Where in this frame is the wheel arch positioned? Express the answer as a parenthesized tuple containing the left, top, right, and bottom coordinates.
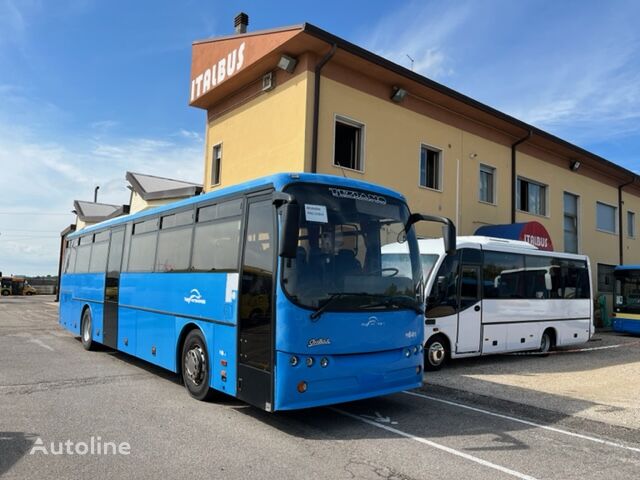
(426, 331, 452, 357)
(542, 327, 557, 348)
(176, 323, 207, 375)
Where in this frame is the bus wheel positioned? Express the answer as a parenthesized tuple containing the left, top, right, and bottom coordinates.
(181, 330, 213, 401)
(539, 331, 552, 355)
(424, 336, 448, 371)
(1, 290, 9, 296)
(81, 309, 95, 351)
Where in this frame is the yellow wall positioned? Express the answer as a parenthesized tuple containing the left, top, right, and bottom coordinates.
(315, 77, 640, 285)
(203, 71, 313, 191)
(129, 191, 182, 214)
(202, 70, 640, 296)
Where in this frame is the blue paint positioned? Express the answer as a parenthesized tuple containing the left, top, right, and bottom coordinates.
(612, 317, 640, 335)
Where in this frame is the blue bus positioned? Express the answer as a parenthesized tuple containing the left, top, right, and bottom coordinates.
(59, 173, 455, 411)
(613, 265, 640, 334)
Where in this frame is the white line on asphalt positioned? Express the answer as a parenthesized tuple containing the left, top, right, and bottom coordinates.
(29, 338, 55, 351)
(403, 391, 640, 454)
(332, 407, 539, 480)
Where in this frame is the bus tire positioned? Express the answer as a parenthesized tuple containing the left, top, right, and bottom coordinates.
(181, 329, 213, 401)
(81, 308, 95, 351)
(539, 331, 552, 355)
(424, 335, 448, 371)
(1, 290, 9, 296)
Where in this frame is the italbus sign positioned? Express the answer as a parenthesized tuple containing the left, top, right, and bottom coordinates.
(475, 221, 554, 251)
(190, 42, 246, 102)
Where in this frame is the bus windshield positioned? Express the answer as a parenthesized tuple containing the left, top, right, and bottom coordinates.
(615, 269, 640, 313)
(281, 183, 422, 313)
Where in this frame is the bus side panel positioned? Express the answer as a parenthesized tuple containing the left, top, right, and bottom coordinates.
(136, 309, 176, 370)
(209, 324, 238, 396)
(61, 273, 105, 337)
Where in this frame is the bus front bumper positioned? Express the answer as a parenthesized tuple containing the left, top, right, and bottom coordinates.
(273, 346, 423, 411)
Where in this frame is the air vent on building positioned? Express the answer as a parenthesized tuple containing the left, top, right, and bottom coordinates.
(262, 72, 275, 92)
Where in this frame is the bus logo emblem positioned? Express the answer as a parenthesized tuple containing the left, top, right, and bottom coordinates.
(184, 289, 207, 305)
(307, 338, 331, 348)
(361, 317, 384, 327)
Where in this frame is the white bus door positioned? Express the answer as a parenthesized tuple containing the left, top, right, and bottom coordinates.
(456, 265, 482, 353)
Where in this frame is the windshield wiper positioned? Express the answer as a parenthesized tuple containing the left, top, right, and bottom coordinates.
(309, 292, 370, 320)
(359, 295, 423, 314)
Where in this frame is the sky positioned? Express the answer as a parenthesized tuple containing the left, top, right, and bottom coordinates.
(1, 0, 639, 275)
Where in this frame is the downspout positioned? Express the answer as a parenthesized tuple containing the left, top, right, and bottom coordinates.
(511, 130, 533, 223)
(618, 175, 635, 265)
(310, 44, 337, 173)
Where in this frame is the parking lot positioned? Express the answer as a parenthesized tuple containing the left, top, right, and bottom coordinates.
(1, 296, 639, 479)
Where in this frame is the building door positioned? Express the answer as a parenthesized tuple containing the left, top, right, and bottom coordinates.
(456, 265, 482, 354)
(236, 197, 275, 411)
(103, 228, 125, 349)
(564, 192, 579, 253)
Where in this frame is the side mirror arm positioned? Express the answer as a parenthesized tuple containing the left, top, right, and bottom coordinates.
(406, 214, 456, 255)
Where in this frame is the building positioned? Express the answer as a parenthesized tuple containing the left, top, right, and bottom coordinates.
(189, 18, 638, 302)
(126, 171, 203, 214)
(72, 200, 130, 230)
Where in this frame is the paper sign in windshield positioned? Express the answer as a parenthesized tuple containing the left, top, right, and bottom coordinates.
(305, 204, 328, 223)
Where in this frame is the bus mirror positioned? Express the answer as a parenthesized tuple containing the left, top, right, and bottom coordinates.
(278, 202, 300, 259)
(442, 222, 456, 255)
(406, 214, 456, 255)
(544, 272, 552, 291)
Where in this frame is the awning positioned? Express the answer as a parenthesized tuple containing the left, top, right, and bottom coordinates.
(475, 221, 554, 251)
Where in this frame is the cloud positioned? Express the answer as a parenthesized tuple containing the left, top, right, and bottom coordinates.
(357, 0, 473, 79)
(0, 119, 203, 275)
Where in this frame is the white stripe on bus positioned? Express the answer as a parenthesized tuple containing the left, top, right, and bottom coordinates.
(332, 407, 539, 480)
(403, 390, 640, 454)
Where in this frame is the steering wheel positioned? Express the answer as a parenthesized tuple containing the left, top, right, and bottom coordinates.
(370, 267, 400, 277)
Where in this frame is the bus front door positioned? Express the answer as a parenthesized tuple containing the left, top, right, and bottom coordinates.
(236, 197, 275, 411)
(456, 265, 482, 353)
(103, 228, 125, 349)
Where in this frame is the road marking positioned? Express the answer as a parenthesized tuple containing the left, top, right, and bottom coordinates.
(332, 408, 538, 480)
(403, 391, 640, 454)
(360, 411, 398, 424)
(29, 338, 55, 351)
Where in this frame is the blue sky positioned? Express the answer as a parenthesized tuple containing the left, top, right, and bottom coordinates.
(1, 0, 639, 275)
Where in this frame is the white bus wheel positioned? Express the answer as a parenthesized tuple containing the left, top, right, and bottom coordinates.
(424, 336, 448, 371)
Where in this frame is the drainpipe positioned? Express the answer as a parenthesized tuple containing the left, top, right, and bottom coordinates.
(618, 175, 635, 265)
(511, 130, 532, 223)
(310, 44, 337, 173)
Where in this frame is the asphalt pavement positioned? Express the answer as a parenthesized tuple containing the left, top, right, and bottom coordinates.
(1, 296, 639, 479)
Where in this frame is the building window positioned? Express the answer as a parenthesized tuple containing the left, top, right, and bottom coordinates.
(563, 192, 579, 254)
(211, 144, 222, 186)
(517, 177, 547, 216)
(479, 164, 495, 203)
(419, 145, 442, 190)
(628, 211, 635, 238)
(597, 263, 615, 293)
(596, 201, 617, 233)
(334, 116, 364, 171)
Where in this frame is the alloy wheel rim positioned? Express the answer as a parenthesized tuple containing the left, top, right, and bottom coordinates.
(429, 342, 445, 365)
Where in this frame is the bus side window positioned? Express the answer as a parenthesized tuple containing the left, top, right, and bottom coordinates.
(425, 252, 460, 318)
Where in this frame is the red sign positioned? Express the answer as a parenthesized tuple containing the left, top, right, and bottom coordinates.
(520, 221, 554, 251)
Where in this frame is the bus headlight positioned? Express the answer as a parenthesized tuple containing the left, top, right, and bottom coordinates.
(320, 357, 329, 368)
(297, 381, 308, 393)
(290, 356, 299, 366)
(413, 346, 419, 355)
(306, 357, 314, 367)
(404, 348, 411, 358)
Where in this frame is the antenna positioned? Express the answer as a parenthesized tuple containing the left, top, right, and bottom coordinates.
(406, 54, 415, 71)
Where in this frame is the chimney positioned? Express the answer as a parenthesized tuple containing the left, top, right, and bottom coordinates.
(234, 12, 249, 34)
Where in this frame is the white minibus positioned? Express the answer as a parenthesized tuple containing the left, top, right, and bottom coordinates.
(383, 236, 594, 370)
